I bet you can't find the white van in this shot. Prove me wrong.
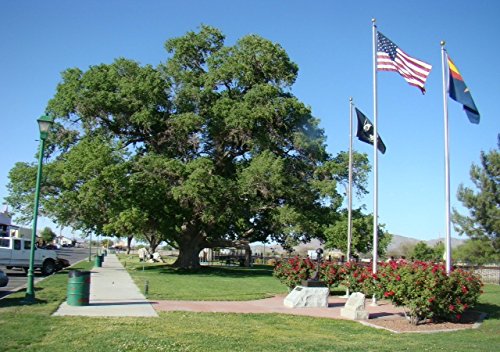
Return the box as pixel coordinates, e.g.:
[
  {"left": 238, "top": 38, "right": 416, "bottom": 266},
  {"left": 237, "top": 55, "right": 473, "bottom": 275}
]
[{"left": 0, "top": 237, "right": 61, "bottom": 275}]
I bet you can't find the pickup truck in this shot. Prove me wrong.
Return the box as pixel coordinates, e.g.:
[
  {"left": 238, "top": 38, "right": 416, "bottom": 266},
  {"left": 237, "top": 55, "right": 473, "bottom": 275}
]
[{"left": 0, "top": 237, "right": 68, "bottom": 275}]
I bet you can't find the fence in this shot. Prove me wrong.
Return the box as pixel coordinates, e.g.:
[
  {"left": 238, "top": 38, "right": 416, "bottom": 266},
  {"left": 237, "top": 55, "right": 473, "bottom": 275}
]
[{"left": 456, "top": 265, "right": 500, "bottom": 285}]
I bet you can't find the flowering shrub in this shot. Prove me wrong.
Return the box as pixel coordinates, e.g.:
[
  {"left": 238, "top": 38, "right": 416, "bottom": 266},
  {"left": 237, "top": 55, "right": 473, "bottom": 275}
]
[
  {"left": 273, "top": 257, "right": 342, "bottom": 289},
  {"left": 274, "top": 258, "right": 483, "bottom": 325},
  {"left": 377, "top": 261, "right": 483, "bottom": 324},
  {"left": 319, "top": 261, "right": 342, "bottom": 289},
  {"left": 338, "top": 261, "right": 373, "bottom": 294},
  {"left": 273, "top": 257, "right": 316, "bottom": 289}
]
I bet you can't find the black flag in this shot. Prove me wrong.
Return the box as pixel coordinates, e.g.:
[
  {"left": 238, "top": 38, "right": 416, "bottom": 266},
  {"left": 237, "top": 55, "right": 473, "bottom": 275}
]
[{"left": 355, "top": 108, "right": 386, "bottom": 154}]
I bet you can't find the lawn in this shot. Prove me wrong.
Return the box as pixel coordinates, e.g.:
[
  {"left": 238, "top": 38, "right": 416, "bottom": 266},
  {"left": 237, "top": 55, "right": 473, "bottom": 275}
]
[
  {"left": 119, "top": 254, "right": 289, "bottom": 300},
  {"left": 0, "top": 258, "right": 499, "bottom": 352}
]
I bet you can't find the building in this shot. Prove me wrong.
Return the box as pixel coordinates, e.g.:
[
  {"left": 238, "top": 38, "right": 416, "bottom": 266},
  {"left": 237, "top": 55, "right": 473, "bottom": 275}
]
[
  {"left": 0, "top": 207, "right": 32, "bottom": 239},
  {"left": 56, "top": 236, "right": 74, "bottom": 246}
]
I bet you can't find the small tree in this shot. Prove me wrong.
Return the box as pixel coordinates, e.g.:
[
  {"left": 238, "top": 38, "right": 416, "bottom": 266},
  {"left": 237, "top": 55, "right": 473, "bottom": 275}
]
[
  {"left": 454, "top": 239, "right": 500, "bottom": 265},
  {"left": 411, "top": 242, "right": 435, "bottom": 261},
  {"left": 40, "top": 227, "right": 56, "bottom": 244},
  {"left": 101, "top": 239, "right": 114, "bottom": 248},
  {"left": 323, "top": 208, "right": 392, "bottom": 257},
  {"left": 452, "top": 142, "right": 499, "bottom": 251},
  {"left": 432, "top": 241, "right": 445, "bottom": 262}
]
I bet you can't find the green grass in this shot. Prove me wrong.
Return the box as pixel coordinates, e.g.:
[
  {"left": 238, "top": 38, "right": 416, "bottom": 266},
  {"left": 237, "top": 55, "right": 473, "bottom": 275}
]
[
  {"left": 119, "top": 254, "right": 288, "bottom": 300},
  {"left": 0, "top": 258, "right": 499, "bottom": 352}
]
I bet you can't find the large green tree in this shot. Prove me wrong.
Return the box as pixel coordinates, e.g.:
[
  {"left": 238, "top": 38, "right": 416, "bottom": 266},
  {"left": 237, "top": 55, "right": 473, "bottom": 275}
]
[
  {"left": 452, "top": 141, "right": 499, "bottom": 251},
  {"left": 323, "top": 208, "right": 392, "bottom": 257},
  {"left": 6, "top": 26, "right": 370, "bottom": 268}
]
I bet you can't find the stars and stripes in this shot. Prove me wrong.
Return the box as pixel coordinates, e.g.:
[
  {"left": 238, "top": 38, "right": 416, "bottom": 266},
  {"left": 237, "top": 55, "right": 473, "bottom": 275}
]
[{"left": 377, "top": 31, "right": 432, "bottom": 94}]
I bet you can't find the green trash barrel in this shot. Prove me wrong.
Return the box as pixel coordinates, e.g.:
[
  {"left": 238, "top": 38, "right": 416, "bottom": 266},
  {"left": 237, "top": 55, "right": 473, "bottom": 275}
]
[
  {"left": 67, "top": 270, "right": 91, "bottom": 306},
  {"left": 94, "top": 255, "right": 102, "bottom": 267}
]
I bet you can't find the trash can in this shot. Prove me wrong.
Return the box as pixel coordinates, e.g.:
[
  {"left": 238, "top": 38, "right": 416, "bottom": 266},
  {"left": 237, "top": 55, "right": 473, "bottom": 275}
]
[
  {"left": 100, "top": 254, "right": 105, "bottom": 263},
  {"left": 67, "top": 270, "right": 91, "bottom": 306},
  {"left": 94, "top": 254, "right": 102, "bottom": 267}
]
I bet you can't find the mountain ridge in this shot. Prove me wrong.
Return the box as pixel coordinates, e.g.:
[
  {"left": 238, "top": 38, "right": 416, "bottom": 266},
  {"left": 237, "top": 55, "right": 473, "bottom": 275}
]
[{"left": 387, "top": 234, "right": 466, "bottom": 253}]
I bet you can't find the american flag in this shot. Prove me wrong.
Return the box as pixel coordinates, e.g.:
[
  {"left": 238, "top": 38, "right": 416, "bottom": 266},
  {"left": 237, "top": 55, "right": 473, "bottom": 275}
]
[{"left": 377, "top": 31, "right": 432, "bottom": 94}]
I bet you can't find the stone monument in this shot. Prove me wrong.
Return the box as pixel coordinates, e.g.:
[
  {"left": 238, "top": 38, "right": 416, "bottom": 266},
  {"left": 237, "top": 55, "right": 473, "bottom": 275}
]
[
  {"left": 283, "top": 248, "right": 329, "bottom": 308},
  {"left": 340, "top": 292, "right": 369, "bottom": 320}
]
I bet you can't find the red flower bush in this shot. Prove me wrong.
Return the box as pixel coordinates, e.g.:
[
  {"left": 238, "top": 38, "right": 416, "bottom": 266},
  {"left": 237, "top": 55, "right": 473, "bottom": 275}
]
[
  {"left": 338, "top": 261, "right": 372, "bottom": 294},
  {"left": 273, "top": 257, "right": 342, "bottom": 290},
  {"left": 374, "top": 261, "right": 483, "bottom": 324},
  {"left": 273, "top": 257, "right": 317, "bottom": 289},
  {"left": 274, "top": 258, "right": 483, "bottom": 325}
]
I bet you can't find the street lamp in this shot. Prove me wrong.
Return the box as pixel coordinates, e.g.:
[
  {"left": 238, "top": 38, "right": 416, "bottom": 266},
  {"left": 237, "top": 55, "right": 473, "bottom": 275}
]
[{"left": 25, "top": 115, "right": 54, "bottom": 301}]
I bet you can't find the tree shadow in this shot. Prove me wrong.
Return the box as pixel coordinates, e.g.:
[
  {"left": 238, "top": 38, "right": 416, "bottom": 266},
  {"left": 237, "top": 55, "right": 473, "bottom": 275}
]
[{"left": 155, "top": 264, "right": 275, "bottom": 278}]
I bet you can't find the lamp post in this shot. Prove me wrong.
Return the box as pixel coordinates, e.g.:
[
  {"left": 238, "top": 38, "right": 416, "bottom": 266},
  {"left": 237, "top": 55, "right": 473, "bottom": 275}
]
[{"left": 25, "top": 115, "right": 54, "bottom": 301}]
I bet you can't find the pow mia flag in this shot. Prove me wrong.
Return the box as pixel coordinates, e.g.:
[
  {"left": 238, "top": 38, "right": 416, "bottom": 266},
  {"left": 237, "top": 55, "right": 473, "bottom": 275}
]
[{"left": 355, "top": 108, "right": 386, "bottom": 154}]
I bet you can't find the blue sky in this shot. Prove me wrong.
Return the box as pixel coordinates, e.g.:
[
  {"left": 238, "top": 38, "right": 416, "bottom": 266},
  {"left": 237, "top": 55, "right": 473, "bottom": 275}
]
[{"left": 0, "top": 0, "right": 498, "bottom": 241}]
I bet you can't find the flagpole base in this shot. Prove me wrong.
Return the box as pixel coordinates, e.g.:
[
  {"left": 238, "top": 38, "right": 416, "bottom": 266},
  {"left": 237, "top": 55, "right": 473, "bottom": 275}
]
[{"left": 341, "top": 288, "right": 350, "bottom": 298}]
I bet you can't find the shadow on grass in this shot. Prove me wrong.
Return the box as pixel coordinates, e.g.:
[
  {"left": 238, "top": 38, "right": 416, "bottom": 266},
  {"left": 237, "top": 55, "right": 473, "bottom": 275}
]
[
  {"left": 168, "top": 265, "right": 275, "bottom": 278},
  {"left": 128, "top": 263, "right": 276, "bottom": 278},
  {"left": 0, "top": 287, "right": 48, "bottom": 308},
  {"left": 475, "top": 302, "right": 500, "bottom": 320}
]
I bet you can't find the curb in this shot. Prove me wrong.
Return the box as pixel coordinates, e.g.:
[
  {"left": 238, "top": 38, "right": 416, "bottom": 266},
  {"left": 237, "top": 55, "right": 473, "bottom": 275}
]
[{"left": 0, "top": 258, "right": 90, "bottom": 301}]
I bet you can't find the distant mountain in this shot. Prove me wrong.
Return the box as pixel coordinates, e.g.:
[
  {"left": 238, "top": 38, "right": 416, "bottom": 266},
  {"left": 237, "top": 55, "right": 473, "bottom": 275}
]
[
  {"left": 387, "top": 234, "right": 466, "bottom": 254},
  {"left": 251, "top": 235, "right": 466, "bottom": 256}
]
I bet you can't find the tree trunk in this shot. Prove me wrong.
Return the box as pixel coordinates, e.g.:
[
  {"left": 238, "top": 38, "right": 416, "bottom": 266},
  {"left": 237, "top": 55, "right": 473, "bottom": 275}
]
[
  {"left": 127, "top": 235, "right": 133, "bottom": 254},
  {"left": 173, "top": 244, "right": 203, "bottom": 269},
  {"left": 172, "top": 226, "right": 206, "bottom": 269}
]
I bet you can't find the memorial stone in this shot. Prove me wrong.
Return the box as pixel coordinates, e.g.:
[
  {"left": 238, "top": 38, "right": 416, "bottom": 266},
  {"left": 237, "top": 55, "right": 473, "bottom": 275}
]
[{"left": 340, "top": 292, "right": 369, "bottom": 320}]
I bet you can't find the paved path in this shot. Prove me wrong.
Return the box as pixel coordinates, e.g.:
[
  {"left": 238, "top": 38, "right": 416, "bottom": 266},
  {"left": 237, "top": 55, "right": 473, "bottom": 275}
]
[
  {"left": 151, "top": 295, "right": 406, "bottom": 320},
  {"left": 52, "top": 253, "right": 404, "bottom": 321},
  {"left": 53, "top": 254, "right": 157, "bottom": 317}
]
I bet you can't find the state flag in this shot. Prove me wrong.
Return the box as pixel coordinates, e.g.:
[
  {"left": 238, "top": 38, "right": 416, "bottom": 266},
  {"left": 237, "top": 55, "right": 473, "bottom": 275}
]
[{"left": 448, "top": 56, "right": 480, "bottom": 124}]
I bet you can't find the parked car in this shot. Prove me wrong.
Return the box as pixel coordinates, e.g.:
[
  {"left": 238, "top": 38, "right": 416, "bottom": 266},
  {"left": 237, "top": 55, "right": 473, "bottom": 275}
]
[
  {"left": 56, "top": 258, "right": 70, "bottom": 270},
  {"left": 0, "top": 237, "right": 61, "bottom": 275},
  {"left": 0, "top": 269, "right": 8, "bottom": 287},
  {"left": 44, "top": 244, "right": 59, "bottom": 250}
]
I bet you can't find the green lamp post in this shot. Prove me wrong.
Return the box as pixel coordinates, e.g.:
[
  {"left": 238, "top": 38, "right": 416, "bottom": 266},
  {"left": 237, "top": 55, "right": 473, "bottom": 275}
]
[{"left": 25, "top": 115, "right": 54, "bottom": 301}]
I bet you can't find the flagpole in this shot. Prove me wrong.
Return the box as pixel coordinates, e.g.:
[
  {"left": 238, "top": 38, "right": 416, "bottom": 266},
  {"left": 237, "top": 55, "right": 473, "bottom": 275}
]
[
  {"left": 371, "top": 18, "right": 379, "bottom": 306},
  {"left": 441, "top": 41, "right": 452, "bottom": 275},
  {"left": 347, "top": 97, "right": 353, "bottom": 263}
]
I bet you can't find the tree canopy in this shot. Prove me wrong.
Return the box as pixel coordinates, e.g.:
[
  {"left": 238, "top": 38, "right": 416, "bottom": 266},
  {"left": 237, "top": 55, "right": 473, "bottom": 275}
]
[
  {"left": 323, "top": 208, "right": 392, "bottom": 257},
  {"left": 409, "top": 241, "right": 444, "bottom": 262},
  {"left": 6, "top": 26, "right": 372, "bottom": 268},
  {"left": 452, "top": 141, "right": 500, "bottom": 252},
  {"left": 40, "top": 227, "right": 56, "bottom": 244},
  {"left": 454, "top": 239, "right": 500, "bottom": 265}
]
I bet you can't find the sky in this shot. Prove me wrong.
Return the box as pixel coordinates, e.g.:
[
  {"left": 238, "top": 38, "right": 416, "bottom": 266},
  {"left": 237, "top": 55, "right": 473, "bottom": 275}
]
[{"left": 0, "top": 0, "right": 498, "bottom": 242}]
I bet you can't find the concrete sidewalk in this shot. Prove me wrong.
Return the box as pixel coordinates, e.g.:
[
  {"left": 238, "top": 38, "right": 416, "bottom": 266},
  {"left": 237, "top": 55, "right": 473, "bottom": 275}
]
[{"left": 53, "top": 253, "right": 157, "bottom": 317}]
